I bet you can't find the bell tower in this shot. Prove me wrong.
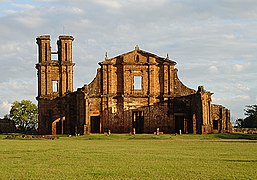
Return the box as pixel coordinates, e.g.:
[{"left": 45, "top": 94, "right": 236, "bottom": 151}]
[
  {"left": 36, "top": 35, "right": 74, "bottom": 99},
  {"left": 36, "top": 35, "right": 74, "bottom": 134},
  {"left": 57, "top": 36, "right": 74, "bottom": 95}
]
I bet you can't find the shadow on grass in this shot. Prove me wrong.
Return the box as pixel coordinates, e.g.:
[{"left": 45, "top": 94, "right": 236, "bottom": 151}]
[
  {"left": 72, "top": 134, "right": 171, "bottom": 140},
  {"left": 224, "top": 159, "right": 257, "bottom": 163},
  {"left": 70, "top": 133, "right": 257, "bottom": 141},
  {"left": 213, "top": 133, "right": 257, "bottom": 140},
  {"left": 2, "top": 133, "right": 257, "bottom": 141}
]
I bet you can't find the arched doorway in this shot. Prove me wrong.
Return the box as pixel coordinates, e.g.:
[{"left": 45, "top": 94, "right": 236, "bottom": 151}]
[{"left": 52, "top": 117, "right": 65, "bottom": 135}]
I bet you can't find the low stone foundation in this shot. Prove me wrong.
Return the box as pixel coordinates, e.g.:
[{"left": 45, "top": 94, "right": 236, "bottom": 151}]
[
  {"left": 4, "top": 135, "right": 58, "bottom": 140},
  {"left": 232, "top": 128, "right": 257, "bottom": 134}
]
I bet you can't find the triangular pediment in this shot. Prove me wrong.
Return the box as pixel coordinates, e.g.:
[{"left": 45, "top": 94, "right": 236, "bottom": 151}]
[{"left": 99, "top": 48, "right": 176, "bottom": 65}]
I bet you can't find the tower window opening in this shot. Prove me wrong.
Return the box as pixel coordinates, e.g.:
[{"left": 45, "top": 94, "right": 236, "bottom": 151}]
[
  {"left": 51, "top": 52, "right": 58, "bottom": 60},
  {"left": 45, "top": 43, "right": 47, "bottom": 62},
  {"left": 65, "top": 43, "right": 68, "bottom": 61}
]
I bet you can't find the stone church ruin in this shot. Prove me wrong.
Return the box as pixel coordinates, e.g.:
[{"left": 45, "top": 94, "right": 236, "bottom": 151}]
[{"left": 36, "top": 35, "right": 231, "bottom": 135}]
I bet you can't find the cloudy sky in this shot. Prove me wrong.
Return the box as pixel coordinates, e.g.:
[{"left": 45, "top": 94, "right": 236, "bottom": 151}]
[{"left": 1, "top": 0, "right": 257, "bottom": 123}]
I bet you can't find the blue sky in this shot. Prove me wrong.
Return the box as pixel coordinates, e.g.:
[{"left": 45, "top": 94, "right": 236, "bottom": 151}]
[{"left": 1, "top": 0, "right": 257, "bottom": 123}]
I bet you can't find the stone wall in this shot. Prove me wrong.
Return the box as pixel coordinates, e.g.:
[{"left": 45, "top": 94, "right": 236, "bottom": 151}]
[
  {"left": 36, "top": 35, "right": 231, "bottom": 135},
  {"left": 0, "top": 119, "right": 16, "bottom": 133},
  {"left": 232, "top": 128, "right": 257, "bottom": 134}
]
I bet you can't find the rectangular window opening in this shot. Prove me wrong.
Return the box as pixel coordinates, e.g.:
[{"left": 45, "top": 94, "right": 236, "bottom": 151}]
[
  {"left": 52, "top": 80, "right": 58, "bottom": 92},
  {"left": 134, "top": 76, "right": 142, "bottom": 90}
]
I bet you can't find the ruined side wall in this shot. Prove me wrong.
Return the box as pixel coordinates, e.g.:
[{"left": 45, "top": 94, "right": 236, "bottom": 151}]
[
  {"left": 38, "top": 93, "right": 81, "bottom": 135},
  {"left": 211, "top": 104, "right": 231, "bottom": 133},
  {"left": 174, "top": 69, "right": 196, "bottom": 97},
  {"left": 174, "top": 94, "right": 204, "bottom": 134},
  {"left": 88, "top": 68, "right": 101, "bottom": 95},
  {"left": 38, "top": 99, "right": 60, "bottom": 134},
  {"left": 200, "top": 92, "right": 212, "bottom": 133},
  {"left": 174, "top": 90, "right": 213, "bottom": 134},
  {"left": 0, "top": 119, "right": 16, "bottom": 133}
]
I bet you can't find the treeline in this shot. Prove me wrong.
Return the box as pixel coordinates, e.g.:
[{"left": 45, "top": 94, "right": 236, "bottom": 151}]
[{"left": 236, "top": 105, "right": 257, "bottom": 128}]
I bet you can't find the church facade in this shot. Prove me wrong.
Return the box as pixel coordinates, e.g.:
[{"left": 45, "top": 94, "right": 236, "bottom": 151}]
[{"left": 36, "top": 35, "right": 231, "bottom": 135}]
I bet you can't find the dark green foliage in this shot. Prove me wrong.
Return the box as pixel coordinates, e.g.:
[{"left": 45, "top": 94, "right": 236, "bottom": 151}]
[
  {"left": 236, "top": 105, "right": 257, "bottom": 128},
  {"left": 6, "top": 100, "right": 38, "bottom": 133},
  {"left": 244, "top": 105, "right": 257, "bottom": 127}
]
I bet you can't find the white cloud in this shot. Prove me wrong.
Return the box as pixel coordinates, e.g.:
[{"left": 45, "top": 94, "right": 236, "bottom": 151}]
[
  {"left": 208, "top": 65, "right": 219, "bottom": 74},
  {"left": 70, "top": 7, "right": 84, "bottom": 15},
  {"left": 236, "top": 83, "right": 250, "bottom": 92},
  {"left": 223, "top": 33, "right": 237, "bottom": 40},
  {"left": 0, "top": 42, "right": 21, "bottom": 54},
  {"left": 87, "top": 39, "right": 97, "bottom": 43},
  {"left": 14, "top": 13, "right": 46, "bottom": 28},
  {"left": 92, "top": 0, "right": 122, "bottom": 10},
  {"left": 13, "top": 3, "right": 35, "bottom": 10},
  {"left": 233, "top": 64, "right": 248, "bottom": 72},
  {"left": 213, "top": 95, "right": 250, "bottom": 103},
  {"left": 0, "top": 100, "right": 11, "bottom": 118}
]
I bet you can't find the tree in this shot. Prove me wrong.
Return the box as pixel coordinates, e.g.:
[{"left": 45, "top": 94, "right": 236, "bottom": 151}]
[
  {"left": 235, "top": 118, "right": 244, "bottom": 128},
  {"left": 236, "top": 105, "right": 257, "bottom": 128},
  {"left": 7, "top": 100, "right": 38, "bottom": 133},
  {"left": 243, "top": 105, "right": 257, "bottom": 128}
]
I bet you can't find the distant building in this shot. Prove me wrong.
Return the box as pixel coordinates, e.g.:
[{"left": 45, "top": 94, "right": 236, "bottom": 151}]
[
  {"left": 0, "top": 118, "right": 16, "bottom": 133},
  {"left": 36, "top": 35, "right": 231, "bottom": 135}
]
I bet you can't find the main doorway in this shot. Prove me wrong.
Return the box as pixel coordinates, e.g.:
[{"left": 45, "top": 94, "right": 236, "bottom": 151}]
[
  {"left": 175, "top": 115, "right": 185, "bottom": 134},
  {"left": 132, "top": 111, "right": 144, "bottom": 133},
  {"left": 90, "top": 116, "right": 100, "bottom": 133}
]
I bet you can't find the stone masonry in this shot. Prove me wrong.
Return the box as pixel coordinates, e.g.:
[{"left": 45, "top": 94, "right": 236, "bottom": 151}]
[{"left": 36, "top": 35, "right": 231, "bottom": 135}]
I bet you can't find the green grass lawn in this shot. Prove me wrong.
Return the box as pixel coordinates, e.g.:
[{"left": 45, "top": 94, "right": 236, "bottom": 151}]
[{"left": 0, "top": 134, "right": 257, "bottom": 179}]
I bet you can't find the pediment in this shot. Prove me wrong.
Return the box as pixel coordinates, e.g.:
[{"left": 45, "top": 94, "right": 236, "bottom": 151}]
[{"left": 99, "top": 48, "right": 176, "bottom": 66}]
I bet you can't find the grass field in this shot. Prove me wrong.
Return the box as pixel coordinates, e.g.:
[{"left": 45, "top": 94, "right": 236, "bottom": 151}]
[{"left": 0, "top": 134, "right": 257, "bottom": 179}]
